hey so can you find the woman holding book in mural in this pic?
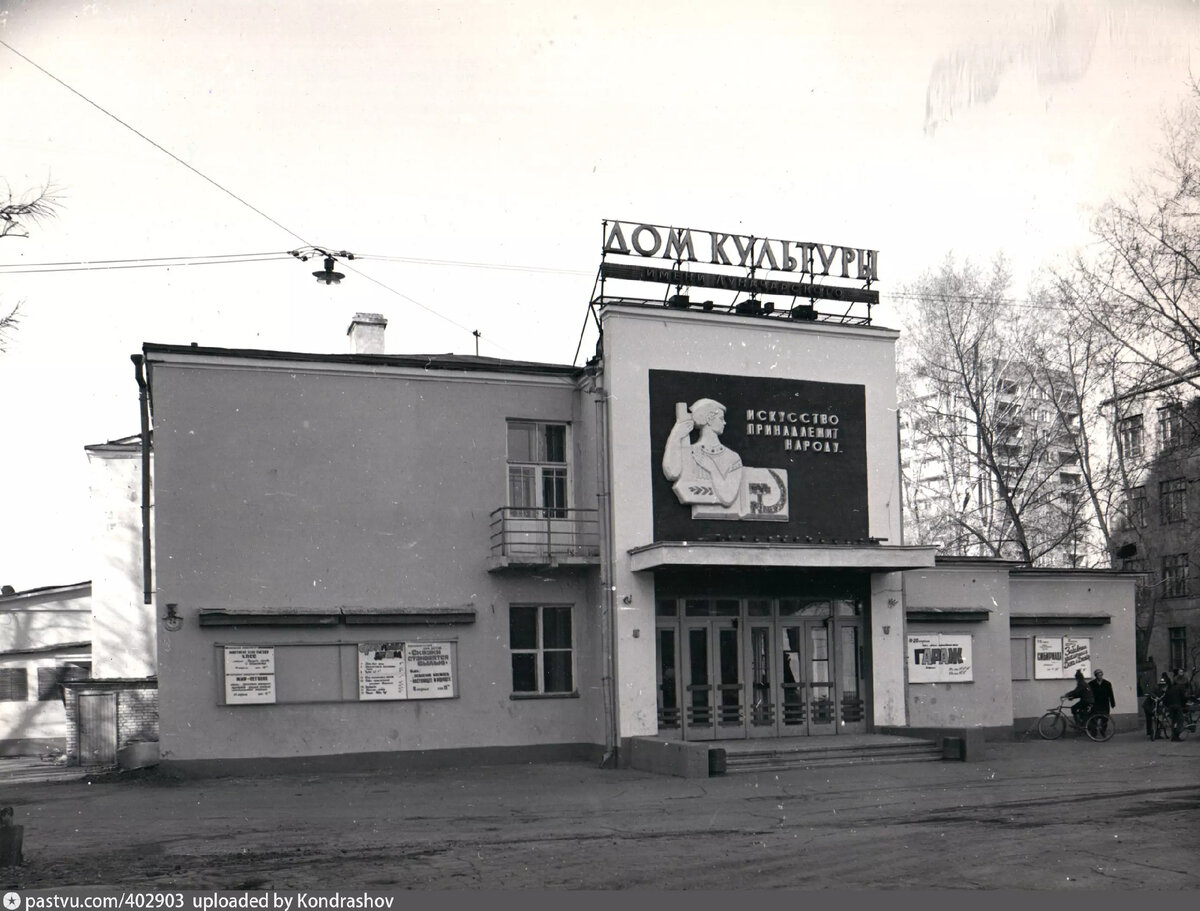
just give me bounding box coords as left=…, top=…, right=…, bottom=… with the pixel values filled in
left=662, top=398, right=744, bottom=508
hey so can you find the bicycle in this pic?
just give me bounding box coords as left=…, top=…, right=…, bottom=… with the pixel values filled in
left=1036, top=699, right=1115, bottom=742
left=1154, top=695, right=1200, bottom=740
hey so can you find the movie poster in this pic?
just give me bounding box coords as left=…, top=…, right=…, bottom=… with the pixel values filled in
left=1034, top=637, right=1091, bottom=679
left=907, top=634, right=974, bottom=683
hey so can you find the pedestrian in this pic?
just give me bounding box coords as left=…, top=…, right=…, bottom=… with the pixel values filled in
left=1163, top=671, right=1188, bottom=741
left=1089, top=669, right=1115, bottom=736
left=1064, top=669, right=1094, bottom=726
left=1145, top=673, right=1169, bottom=739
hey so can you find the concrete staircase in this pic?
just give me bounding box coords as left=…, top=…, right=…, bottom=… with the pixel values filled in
left=716, top=734, right=944, bottom=774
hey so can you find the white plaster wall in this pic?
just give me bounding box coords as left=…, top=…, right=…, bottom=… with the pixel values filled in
left=600, top=307, right=905, bottom=738
left=901, top=565, right=1015, bottom=729
left=87, top=448, right=156, bottom=679
left=148, top=354, right=605, bottom=762
left=1009, top=573, right=1137, bottom=720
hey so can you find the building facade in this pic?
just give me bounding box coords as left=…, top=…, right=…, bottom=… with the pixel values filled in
left=132, top=311, right=1137, bottom=772
left=0, top=581, right=91, bottom=756
left=1109, top=371, right=1200, bottom=687
left=129, top=222, right=1138, bottom=772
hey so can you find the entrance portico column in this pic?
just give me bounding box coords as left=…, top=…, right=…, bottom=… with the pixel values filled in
left=870, top=572, right=907, bottom=727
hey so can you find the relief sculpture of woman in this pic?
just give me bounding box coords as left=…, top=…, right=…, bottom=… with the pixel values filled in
left=661, top=398, right=744, bottom=508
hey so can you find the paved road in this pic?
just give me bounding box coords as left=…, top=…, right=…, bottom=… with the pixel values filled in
left=2, top=731, right=1197, bottom=890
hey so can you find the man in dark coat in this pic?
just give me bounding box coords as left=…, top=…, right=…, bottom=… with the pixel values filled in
left=1163, top=672, right=1189, bottom=741
left=1089, top=669, right=1116, bottom=736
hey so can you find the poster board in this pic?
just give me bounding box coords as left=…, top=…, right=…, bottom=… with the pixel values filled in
left=907, top=634, right=973, bottom=683
left=223, top=646, right=276, bottom=704
left=358, top=641, right=455, bottom=701
left=1034, top=637, right=1091, bottom=679
left=358, top=643, right=407, bottom=701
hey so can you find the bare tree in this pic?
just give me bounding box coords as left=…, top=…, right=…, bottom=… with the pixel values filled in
left=1, top=182, right=61, bottom=352
left=1062, top=81, right=1200, bottom=392
left=899, top=256, right=1101, bottom=565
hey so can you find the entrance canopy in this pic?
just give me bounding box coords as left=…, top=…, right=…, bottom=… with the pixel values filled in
left=629, top=541, right=938, bottom=573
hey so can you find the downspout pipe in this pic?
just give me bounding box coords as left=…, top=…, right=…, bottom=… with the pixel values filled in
left=592, top=363, right=619, bottom=768
left=132, top=354, right=152, bottom=605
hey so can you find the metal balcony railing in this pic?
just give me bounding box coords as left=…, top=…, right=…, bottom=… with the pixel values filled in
left=488, top=507, right=600, bottom=569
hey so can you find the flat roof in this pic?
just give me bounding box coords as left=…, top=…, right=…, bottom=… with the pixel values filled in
left=141, top=343, right=584, bottom=379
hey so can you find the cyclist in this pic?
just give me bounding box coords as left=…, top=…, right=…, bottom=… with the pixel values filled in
left=1064, top=669, right=1095, bottom=726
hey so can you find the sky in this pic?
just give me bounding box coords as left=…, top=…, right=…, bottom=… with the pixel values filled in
left=1, top=0, right=1198, bottom=591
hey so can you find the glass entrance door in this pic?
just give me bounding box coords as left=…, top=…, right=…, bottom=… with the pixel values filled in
left=777, top=619, right=836, bottom=736
left=654, top=594, right=868, bottom=741
left=682, top=619, right=744, bottom=740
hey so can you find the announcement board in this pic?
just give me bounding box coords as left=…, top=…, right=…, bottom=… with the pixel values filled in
left=358, top=642, right=455, bottom=701
left=223, top=646, right=276, bottom=704
left=907, top=634, right=974, bottom=683
left=649, top=370, right=868, bottom=542
left=1034, top=637, right=1091, bottom=679
left=405, top=642, right=455, bottom=698
left=358, top=643, right=407, bottom=701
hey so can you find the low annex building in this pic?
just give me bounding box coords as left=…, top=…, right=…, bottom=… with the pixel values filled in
left=129, top=222, right=1137, bottom=773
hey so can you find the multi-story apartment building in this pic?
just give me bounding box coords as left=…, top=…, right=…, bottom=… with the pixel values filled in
left=901, top=363, right=1099, bottom=568
left=1108, top=366, right=1200, bottom=686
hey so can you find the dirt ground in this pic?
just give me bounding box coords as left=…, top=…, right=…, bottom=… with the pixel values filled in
left=2, top=731, right=1198, bottom=891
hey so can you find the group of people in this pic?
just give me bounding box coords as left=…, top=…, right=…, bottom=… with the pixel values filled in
left=1063, top=667, right=1194, bottom=741
left=1063, top=668, right=1116, bottom=734
left=1142, top=670, right=1194, bottom=741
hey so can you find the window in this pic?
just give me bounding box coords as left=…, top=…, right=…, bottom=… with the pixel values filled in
left=507, top=421, right=568, bottom=518
left=510, top=605, right=574, bottom=694
left=1123, top=486, right=1147, bottom=529
left=1169, top=627, right=1187, bottom=672
left=1162, top=553, right=1190, bottom=599
left=1160, top=478, right=1188, bottom=525
left=1157, top=404, right=1183, bottom=453
left=1118, top=414, right=1144, bottom=460
left=0, top=667, right=28, bottom=702
left=36, top=662, right=90, bottom=701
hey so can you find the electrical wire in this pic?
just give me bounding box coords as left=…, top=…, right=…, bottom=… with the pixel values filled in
left=0, top=39, right=532, bottom=354
left=0, top=38, right=312, bottom=249
left=0, top=252, right=294, bottom=274
left=355, top=253, right=592, bottom=276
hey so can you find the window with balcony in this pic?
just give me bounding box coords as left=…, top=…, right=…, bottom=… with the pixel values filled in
left=1162, top=553, right=1190, bottom=599
left=1160, top=478, right=1188, bottom=524
left=1158, top=404, right=1183, bottom=453
left=510, top=604, right=574, bottom=695
left=507, top=421, right=568, bottom=518
left=1118, top=414, right=1144, bottom=460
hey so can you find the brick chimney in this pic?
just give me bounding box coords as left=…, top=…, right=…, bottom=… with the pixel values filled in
left=347, top=312, right=387, bottom=355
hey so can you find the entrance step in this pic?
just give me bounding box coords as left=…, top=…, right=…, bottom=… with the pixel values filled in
left=718, top=735, right=944, bottom=774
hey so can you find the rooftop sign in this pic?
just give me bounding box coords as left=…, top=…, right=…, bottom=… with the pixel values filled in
left=603, top=220, right=879, bottom=282
left=597, top=220, right=879, bottom=315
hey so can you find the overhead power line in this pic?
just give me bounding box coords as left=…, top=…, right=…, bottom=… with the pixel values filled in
left=0, top=38, right=520, bottom=351
left=0, top=37, right=312, bottom=248
left=0, top=252, right=294, bottom=274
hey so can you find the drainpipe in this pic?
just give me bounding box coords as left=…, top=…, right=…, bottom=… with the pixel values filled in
left=593, top=363, right=619, bottom=767
left=131, top=354, right=153, bottom=605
